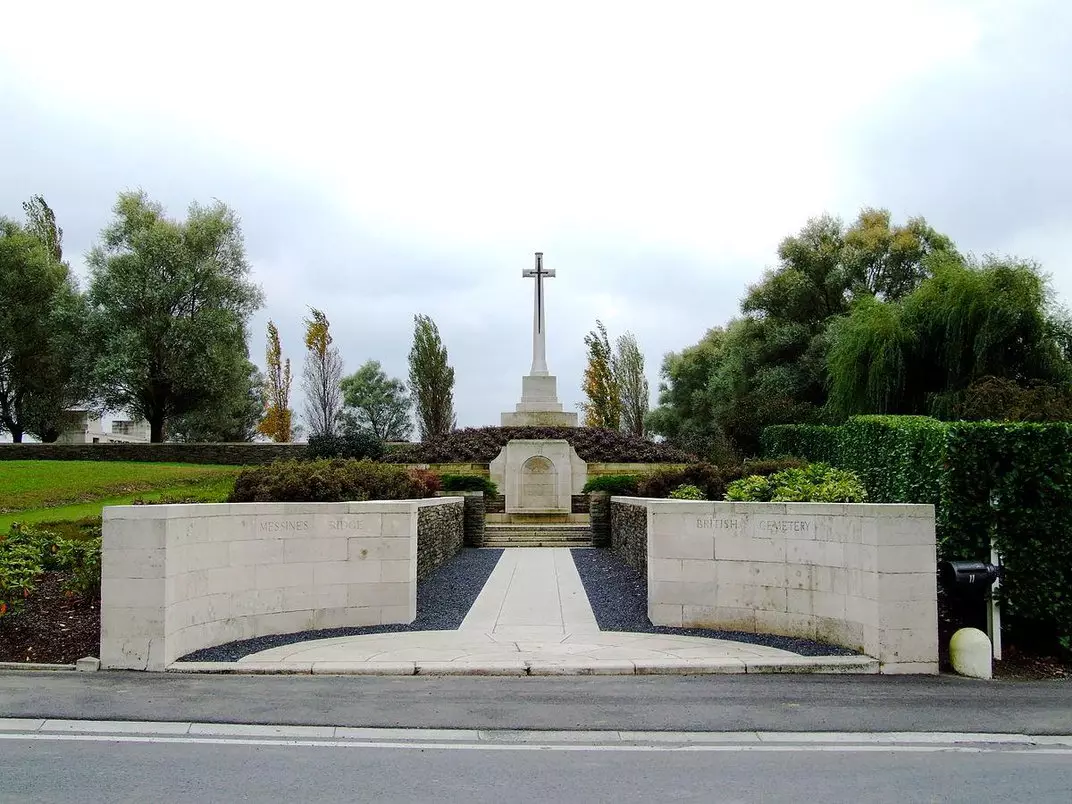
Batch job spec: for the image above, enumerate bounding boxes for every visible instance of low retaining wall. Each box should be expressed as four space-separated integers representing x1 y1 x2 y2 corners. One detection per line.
101 497 463 670
612 498 939 674
417 500 464 579
611 500 648 573
0 442 304 464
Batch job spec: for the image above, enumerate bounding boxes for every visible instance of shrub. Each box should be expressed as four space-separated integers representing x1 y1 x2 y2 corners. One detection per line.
638 463 725 500
306 430 386 461
56 537 102 599
669 484 707 500
582 474 641 495
725 464 868 503
229 459 438 503
0 524 103 618
439 474 498 495
384 426 695 463
762 424 841 465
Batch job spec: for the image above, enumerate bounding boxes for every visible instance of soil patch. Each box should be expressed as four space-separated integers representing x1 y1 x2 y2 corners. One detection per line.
0 572 100 664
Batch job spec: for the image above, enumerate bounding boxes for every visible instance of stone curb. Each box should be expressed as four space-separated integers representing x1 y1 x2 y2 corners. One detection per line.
0 662 76 672
2 719 1070 748
163 656 880 676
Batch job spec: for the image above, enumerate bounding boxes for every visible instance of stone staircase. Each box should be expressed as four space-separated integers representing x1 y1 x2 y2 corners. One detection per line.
482 523 594 548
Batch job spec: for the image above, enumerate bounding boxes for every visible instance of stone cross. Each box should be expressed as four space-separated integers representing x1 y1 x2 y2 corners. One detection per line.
522 251 555 376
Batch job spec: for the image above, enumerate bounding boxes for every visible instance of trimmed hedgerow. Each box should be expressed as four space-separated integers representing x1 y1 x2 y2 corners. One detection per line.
439 474 498 495
384 427 695 464
306 431 386 461
582 474 642 495
763 416 944 508
942 422 1072 653
229 459 440 503
762 415 1072 653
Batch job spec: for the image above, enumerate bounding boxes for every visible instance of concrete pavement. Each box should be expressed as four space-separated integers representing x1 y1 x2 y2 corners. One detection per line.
4 671 1072 733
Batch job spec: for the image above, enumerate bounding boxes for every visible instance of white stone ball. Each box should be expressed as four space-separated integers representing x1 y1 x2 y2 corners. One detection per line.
949 627 993 680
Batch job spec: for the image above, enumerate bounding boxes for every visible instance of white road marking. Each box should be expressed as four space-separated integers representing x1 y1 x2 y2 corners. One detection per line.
0 720 1070 753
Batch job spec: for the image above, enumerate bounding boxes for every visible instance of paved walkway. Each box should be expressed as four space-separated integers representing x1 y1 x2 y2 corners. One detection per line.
174 549 878 675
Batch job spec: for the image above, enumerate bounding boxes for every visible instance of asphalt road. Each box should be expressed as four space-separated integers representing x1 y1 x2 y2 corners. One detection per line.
3 730 1070 803
3 671 1072 733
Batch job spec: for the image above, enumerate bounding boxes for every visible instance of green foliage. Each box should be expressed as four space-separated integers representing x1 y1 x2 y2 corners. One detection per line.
0 523 102 619
613 332 649 437
581 320 622 429
229 459 439 503
306 430 386 461
724 464 867 503
582 474 642 495
763 416 1072 652
764 416 944 508
168 361 265 442
87 191 263 442
386 426 695 463
947 375 1072 422
439 474 498 495
638 464 726 501
408 315 455 440
340 360 412 441
826 256 1071 419
941 423 1072 651
668 484 706 500
0 203 90 443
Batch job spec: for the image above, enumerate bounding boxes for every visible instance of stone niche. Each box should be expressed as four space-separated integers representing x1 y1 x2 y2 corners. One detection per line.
490 439 587 513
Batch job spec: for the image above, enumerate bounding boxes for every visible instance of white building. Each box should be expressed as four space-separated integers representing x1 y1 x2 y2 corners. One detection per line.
56 410 150 444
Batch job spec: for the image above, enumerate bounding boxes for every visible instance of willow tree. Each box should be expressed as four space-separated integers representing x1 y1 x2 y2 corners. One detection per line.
87 191 262 442
826 254 1072 419
408 314 455 440
258 320 292 442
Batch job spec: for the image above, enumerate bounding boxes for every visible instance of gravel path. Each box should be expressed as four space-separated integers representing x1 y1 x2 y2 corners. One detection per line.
178 548 504 662
570 548 858 657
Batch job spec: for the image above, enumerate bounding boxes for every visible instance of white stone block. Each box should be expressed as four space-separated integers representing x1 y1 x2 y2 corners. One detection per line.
283 584 348 612
101 577 163 609
682 605 756 633
680 559 718 584
348 536 414 561
347 581 413 608
648 603 683 627
282 537 348 563
228 539 284 566
102 547 165 580
877 544 936 574
650 532 713 560
380 559 416 583
312 560 380 586
649 558 683 582
754 610 816 640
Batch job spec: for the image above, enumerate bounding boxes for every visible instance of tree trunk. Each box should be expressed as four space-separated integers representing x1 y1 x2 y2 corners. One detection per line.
10 428 23 443
150 411 166 443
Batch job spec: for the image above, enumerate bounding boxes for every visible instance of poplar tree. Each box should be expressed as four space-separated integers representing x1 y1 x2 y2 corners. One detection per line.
258 320 293 442
301 307 343 438
407 314 455 440
580 320 621 429
613 331 649 437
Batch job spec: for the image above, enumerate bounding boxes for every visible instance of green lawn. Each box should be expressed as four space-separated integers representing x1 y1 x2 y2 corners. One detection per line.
0 461 240 530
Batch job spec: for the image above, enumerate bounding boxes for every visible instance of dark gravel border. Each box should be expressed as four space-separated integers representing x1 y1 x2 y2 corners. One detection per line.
177 548 504 662
570 548 858 657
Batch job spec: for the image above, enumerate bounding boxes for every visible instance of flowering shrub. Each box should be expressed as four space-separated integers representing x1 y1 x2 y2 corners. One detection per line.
0 524 102 619
668 484 707 500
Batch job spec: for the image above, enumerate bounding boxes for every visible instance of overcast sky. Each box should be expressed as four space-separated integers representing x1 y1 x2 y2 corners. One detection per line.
2 0 1070 431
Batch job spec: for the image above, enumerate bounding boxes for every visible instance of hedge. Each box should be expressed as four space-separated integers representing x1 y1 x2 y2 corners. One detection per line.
763 416 1072 652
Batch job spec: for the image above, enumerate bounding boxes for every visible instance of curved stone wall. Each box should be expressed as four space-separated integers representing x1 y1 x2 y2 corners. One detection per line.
101 498 463 670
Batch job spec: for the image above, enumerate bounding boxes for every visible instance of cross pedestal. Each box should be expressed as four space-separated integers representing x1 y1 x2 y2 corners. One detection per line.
500 252 578 428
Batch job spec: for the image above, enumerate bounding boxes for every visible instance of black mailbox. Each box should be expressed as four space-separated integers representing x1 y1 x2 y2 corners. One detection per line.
938 560 1001 593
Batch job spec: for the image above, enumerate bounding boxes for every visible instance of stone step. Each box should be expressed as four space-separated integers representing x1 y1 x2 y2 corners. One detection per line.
482 523 594 548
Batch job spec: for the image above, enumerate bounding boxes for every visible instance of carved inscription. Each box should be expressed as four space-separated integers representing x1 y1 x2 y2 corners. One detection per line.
329 519 363 530
696 517 741 530
258 519 310 533
758 520 811 533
